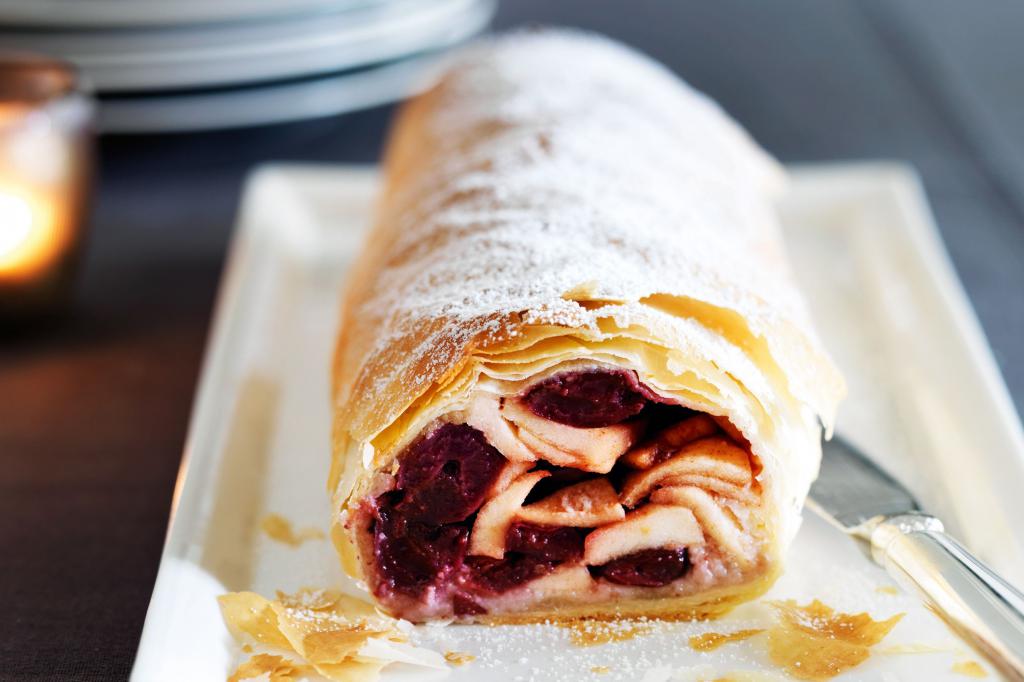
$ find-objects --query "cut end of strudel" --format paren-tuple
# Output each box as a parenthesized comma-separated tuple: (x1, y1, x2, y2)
(328, 30, 845, 623)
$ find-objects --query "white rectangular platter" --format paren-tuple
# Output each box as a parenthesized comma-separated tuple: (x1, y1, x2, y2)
(131, 163, 1024, 682)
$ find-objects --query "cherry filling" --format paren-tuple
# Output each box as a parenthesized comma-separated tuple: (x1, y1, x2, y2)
(466, 554, 557, 594)
(396, 422, 507, 523)
(506, 521, 584, 562)
(372, 423, 505, 600)
(372, 493, 469, 597)
(523, 369, 649, 427)
(593, 548, 691, 587)
(369, 370, 722, 614)
(457, 524, 584, 596)
(452, 594, 487, 616)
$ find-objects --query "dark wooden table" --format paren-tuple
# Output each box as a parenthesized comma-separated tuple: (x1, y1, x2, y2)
(2, 1, 1023, 679)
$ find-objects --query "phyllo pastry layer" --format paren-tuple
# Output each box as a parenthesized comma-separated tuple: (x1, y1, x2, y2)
(329, 30, 844, 623)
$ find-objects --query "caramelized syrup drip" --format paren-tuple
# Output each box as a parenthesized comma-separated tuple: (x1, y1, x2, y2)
(765, 600, 903, 681)
(689, 628, 764, 651)
(880, 642, 948, 654)
(951, 660, 988, 678)
(260, 514, 325, 547)
(561, 619, 654, 646)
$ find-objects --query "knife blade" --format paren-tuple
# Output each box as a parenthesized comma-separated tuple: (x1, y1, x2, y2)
(808, 434, 920, 534)
(807, 434, 1024, 680)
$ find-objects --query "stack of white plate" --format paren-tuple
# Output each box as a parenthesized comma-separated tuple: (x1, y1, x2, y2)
(0, 0, 495, 132)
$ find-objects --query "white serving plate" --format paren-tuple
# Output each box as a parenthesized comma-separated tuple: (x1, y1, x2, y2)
(96, 53, 445, 134)
(131, 163, 1024, 681)
(0, 0, 378, 27)
(1, 0, 493, 93)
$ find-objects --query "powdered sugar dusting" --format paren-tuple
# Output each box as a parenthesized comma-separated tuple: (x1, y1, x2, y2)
(333, 30, 839, 446)
(376, 45, 795, 323)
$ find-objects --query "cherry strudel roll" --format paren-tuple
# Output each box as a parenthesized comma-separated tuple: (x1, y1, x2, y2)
(329, 30, 844, 623)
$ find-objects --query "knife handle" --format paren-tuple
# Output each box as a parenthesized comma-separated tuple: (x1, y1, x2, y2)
(871, 513, 1024, 681)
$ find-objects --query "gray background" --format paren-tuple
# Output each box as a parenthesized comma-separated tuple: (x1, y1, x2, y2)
(1, 1, 1022, 678)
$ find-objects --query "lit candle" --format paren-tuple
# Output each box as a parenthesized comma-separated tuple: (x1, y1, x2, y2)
(0, 186, 60, 280)
(0, 54, 93, 321)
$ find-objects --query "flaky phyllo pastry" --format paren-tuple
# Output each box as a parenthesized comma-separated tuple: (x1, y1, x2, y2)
(329, 31, 844, 623)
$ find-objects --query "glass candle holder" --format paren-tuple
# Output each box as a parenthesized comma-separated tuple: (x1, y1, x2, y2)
(0, 54, 94, 323)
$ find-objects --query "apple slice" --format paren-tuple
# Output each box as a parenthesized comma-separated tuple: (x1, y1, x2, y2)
(584, 505, 704, 566)
(524, 564, 595, 599)
(465, 393, 537, 463)
(490, 460, 535, 497)
(619, 437, 752, 507)
(620, 414, 720, 469)
(468, 471, 549, 559)
(516, 479, 625, 527)
(515, 428, 584, 469)
(658, 473, 758, 504)
(650, 486, 751, 565)
(501, 398, 642, 473)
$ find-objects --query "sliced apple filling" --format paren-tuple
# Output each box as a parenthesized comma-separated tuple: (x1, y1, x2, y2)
(488, 394, 644, 473)
(517, 478, 626, 527)
(619, 437, 754, 507)
(583, 505, 704, 566)
(468, 470, 551, 559)
(356, 369, 766, 621)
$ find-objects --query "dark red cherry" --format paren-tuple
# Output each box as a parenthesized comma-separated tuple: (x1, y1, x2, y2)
(396, 423, 507, 524)
(505, 522, 584, 562)
(593, 548, 690, 587)
(465, 554, 557, 594)
(523, 369, 649, 427)
(371, 494, 468, 598)
(452, 594, 488, 616)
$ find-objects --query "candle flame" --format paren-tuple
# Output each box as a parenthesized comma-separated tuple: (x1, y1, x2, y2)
(0, 192, 33, 258)
(0, 188, 63, 279)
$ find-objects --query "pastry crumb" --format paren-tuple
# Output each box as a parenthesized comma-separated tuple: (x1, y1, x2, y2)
(590, 665, 611, 674)
(219, 588, 443, 681)
(444, 651, 475, 666)
(228, 653, 314, 682)
(765, 599, 903, 680)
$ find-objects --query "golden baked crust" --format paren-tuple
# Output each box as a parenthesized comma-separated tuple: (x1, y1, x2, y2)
(469, 567, 780, 625)
(328, 31, 844, 622)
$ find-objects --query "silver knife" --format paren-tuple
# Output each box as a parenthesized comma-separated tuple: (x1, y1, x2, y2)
(808, 435, 1024, 680)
